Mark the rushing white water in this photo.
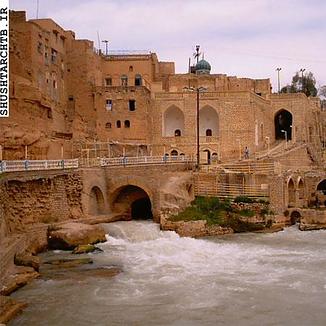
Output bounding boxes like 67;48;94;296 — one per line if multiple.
10;221;326;326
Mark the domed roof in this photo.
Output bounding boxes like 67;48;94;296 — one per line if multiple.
195;59;211;74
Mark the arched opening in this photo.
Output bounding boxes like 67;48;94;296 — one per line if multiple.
174;129;181;137
105;122;112;129
89;186;105;215
112;185;153;220
206;129;212;136
290;211;301;225
171;150;178;156
116;120;121;128
317;179;326;195
203;149;211;165
275;109;292;140
135;74;142;86
163;106;185;137
131;198;152;219
199;106;219;136
124;120;130;128
288;178;296;207
298;179;304;200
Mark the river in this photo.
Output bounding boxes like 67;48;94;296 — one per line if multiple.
10;221;326;326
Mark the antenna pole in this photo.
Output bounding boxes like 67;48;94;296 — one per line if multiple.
97;31;101;52
196;45;200;63
188;57;191;73
102;40;109;56
36;0;39;19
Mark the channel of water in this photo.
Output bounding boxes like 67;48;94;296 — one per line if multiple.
10;221;326;326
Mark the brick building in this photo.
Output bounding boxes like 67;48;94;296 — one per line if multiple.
2;11;326;214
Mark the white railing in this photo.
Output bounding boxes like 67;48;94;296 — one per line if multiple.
195;182;269;198
100;155;194;167
0;159;79;173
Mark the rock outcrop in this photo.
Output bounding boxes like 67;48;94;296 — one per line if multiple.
14;253;40;272
0;296;27;324
72;244;103;254
0;266;39;296
161;219;233;237
47;222;106;250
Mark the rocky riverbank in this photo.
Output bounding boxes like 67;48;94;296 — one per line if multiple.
0;214;125;324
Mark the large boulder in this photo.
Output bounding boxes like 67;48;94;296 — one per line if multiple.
47;223;106;250
14;253;40;272
0;296;27;324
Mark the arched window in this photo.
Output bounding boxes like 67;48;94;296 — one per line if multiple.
135;74;142;86
171;150;178;156
105;122;111;129
200;106;219;136
288;178;295;207
206;129;212;136
121;75;128;86
116;120;121;128
174;129;181;137
298;179;304;200
317;179;326;195
163;106;185;137
129;65;133;72
274;109;293;140
124;120;130;128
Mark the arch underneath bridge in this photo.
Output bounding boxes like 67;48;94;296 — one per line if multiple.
89;186;105;215
111;185;153;219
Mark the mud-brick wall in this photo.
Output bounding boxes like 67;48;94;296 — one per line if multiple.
0;180;10;238
2;172;84;234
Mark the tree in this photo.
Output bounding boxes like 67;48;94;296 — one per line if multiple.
281;71;318;97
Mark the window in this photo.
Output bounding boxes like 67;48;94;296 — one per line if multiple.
129;65;133;72
135;74;142;86
129;100;136;111
105;77;112;86
105;99;112;111
68;96;74;101
116;120;121;128
175;129;181;137
171;150;178;156
124;120;130;128
121;75;128;86
105;122;112;129
37;42;43;54
206;129;212;136
51;48;57;63
44;46;49;64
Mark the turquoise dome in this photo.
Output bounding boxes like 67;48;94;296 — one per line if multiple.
195;59;211;74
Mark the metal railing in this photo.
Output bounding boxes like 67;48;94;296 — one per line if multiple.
0;159;79;173
195;181;269;198
100;155;194;167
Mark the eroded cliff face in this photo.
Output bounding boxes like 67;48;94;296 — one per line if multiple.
159;172;194;217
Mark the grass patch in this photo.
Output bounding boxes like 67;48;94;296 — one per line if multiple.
169;196;264;232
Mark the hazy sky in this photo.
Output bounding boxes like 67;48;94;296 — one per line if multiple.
10;0;326;92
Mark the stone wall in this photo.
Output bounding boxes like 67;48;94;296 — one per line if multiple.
0;171;83;234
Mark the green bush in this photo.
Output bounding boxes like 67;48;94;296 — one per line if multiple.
221;215;264;233
260;208;269;216
238;209;255;217
234;196;254;203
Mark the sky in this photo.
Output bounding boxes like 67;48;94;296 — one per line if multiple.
10;0;326;92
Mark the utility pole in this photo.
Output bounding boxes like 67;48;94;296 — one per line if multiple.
276;68;282;93
102;40;109;56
